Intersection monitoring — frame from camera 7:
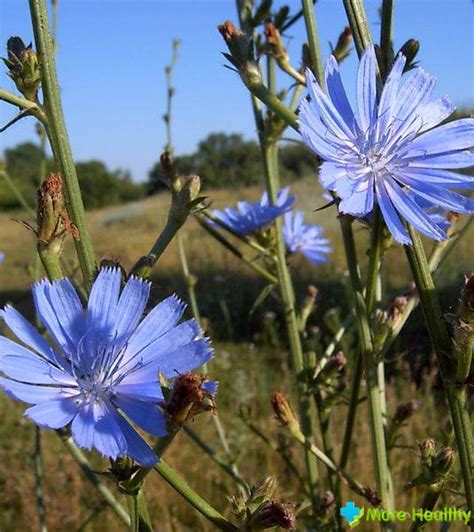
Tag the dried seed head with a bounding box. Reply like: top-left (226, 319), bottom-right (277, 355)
top-left (165, 372), bottom-right (216, 424)
top-left (250, 501), bottom-right (296, 530)
top-left (37, 173), bottom-right (77, 243)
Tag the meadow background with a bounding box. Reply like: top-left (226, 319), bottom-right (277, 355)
top-left (0, 0), bottom-right (473, 530)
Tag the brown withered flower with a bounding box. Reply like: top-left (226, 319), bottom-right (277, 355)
top-left (165, 372), bottom-right (217, 425)
top-left (36, 173), bottom-right (78, 243)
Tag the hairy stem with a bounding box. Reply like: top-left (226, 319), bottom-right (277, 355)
top-left (29, 0), bottom-right (97, 288)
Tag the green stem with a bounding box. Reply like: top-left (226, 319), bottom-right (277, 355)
top-left (131, 215), bottom-right (185, 278)
top-left (339, 216), bottom-right (393, 513)
top-left (0, 170), bottom-right (36, 216)
top-left (404, 225), bottom-right (474, 514)
top-left (301, 0), bottom-right (324, 84)
top-left (409, 483), bottom-right (444, 532)
top-left (241, 418), bottom-right (309, 495)
top-left (341, 0), bottom-right (373, 57)
top-left (60, 435), bottom-right (130, 526)
top-left (29, 0), bottom-right (97, 289)
top-left (154, 461), bottom-right (238, 531)
top-left (37, 242), bottom-right (63, 280)
top-left (339, 353), bottom-right (364, 470)
top-left (201, 208), bottom-right (272, 256)
top-left (177, 234), bottom-right (202, 326)
top-left (313, 316), bottom-right (352, 376)
top-left (123, 428), bottom-right (179, 494)
top-left (33, 428), bottom-right (48, 532)
top-left (183, 427), bottom-right (246, 488)
top-left (242, 76), bottom-right (299, 131)
top-left (126, 489), bottom-right (153, 532)
top-left (265, 139), bottom-right (321, 512)
top-left (0, 88), bottom-right (43, 112)
top-left (287, 418), bottom-right (377, 504)
top-left (196, 216), bottom-right (278, 284)
top-left (379, 0), bottom-right (394, 74)
top-left (365, 208), bottom-right (384, 315)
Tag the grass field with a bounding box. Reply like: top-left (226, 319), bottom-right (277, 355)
top-left (0, 177), bottom-right (472, 531)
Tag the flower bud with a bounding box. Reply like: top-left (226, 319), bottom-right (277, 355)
top-left (393, 399), bottom-right (421, 425)
top-left (454, 273), bottom-right (474, 382)
top-left (264, 23), bottom-right (287, 60)
top-left (319, 491), bottom-right (335, 515)
top-left (3, 36), bottom-right (41, 101)
top-left (333, 26), bottom-right (352, 63)
top-left (419, 438), bottom-right (436, 467)
top-left (274, 6), bottom-right (290, 29)
top-left (301, 43), bottom-right (312, 71)
top-left (271, 392), bottom-right (298, 429)
top-left (252, 475), bottom-right (277, 503)
top-left (250, 501), bottom-right (296, 530)
top-left (165, 372), bottom-right (216, 425)
top-left (432, 447), bottom-right (455, 479)
top-left (325, 351), bottom-right (347, 372)
top-left (218, 20), bottom-right (252, 70)
top-left (398, 39), bottom-right (420, 72)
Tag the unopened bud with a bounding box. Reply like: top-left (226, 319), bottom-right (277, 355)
top-left (271, 392), bottom-right (298, 429)
top-left (306, 285), bottom-right (318, 300)
top-left (454, 273), bottom-right (474, 382)
top-left (419, 438), bottom-right (436, 467)
top-left (252, 476), bottom-right (277, 503)
top-left (3, 36), bottom-right (40, 101)
top-left (325, 351), bottom-right (347, 372)
top-left (398, 39), bottom-right (420, 71)
top-left (333, 26), bottom-right (352, 63)
top-left (165, 372), bottom-right (216, 425)
top-left (393, 399), bottom-right (421, 424)
top-left (301, 43), bottom-right (312, 71)
top-left (274, 6), bottom-right (290, 29)
top-left (388, 296), bottom-right (408, 320)
top-left (264, 23), bottom-right (287, 60)
top-left (320, 491), bottom-right (335, 513)
top-left (250, 501), bottom-right (296, 530)
top-left (218, 20), bottom-right (252, 70)
top-left (432, 447), bottom-right (455, 479)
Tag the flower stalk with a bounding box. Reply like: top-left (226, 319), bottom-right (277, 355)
top-left (154, 460), bottom-right (238, 531)
top-left (28, 0), bottom-right (97, 289)
top-left (404, 225), bottom-right (474, 515)
top-left (338, 215), bottom-right (394, 512)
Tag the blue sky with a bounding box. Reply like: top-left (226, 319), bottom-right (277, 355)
top-left (1, 0), bottom-right (473, 181)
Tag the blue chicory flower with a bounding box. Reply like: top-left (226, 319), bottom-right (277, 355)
top-left (283, 210), bottom-right (331, 264)
top-left (299, 45), bottom-right (474, 244)
top-left (0, 253), bottom-right (4, 264)
top-left (0, 267), bottom-right (213, 466)
top-left (212, 187), bottom-right (296, 236)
